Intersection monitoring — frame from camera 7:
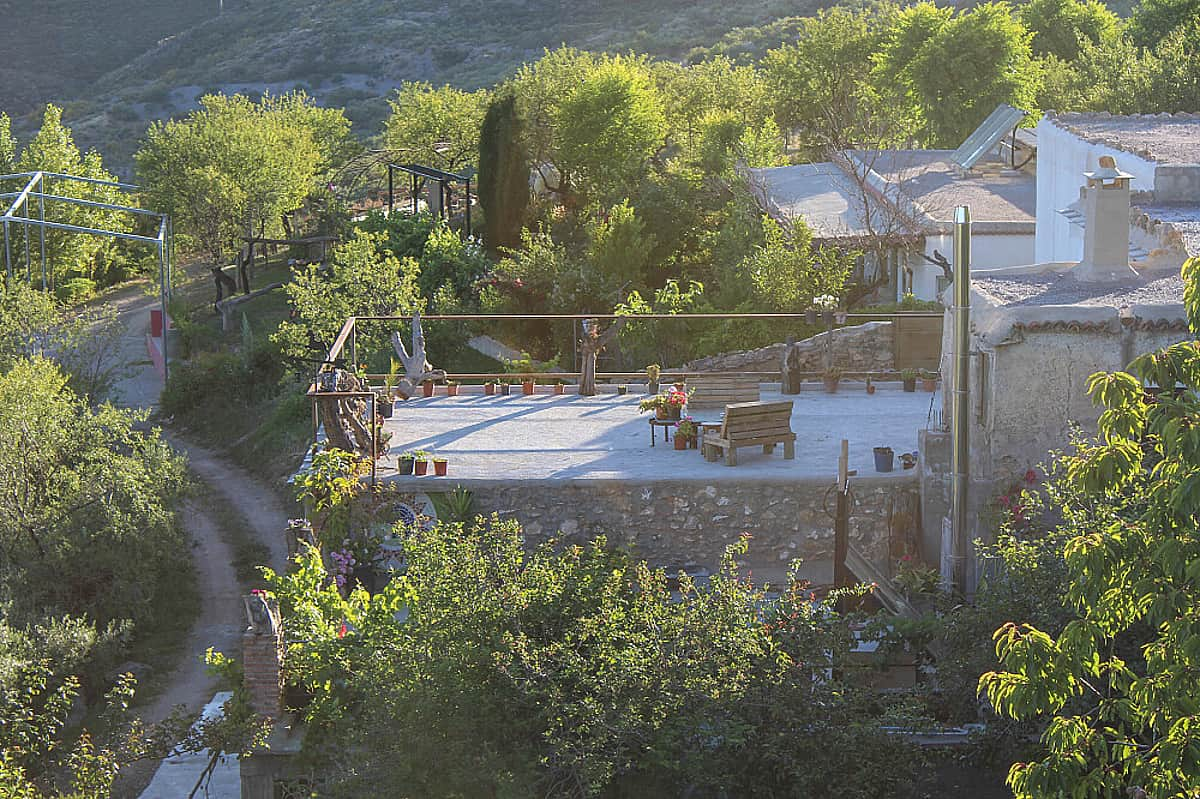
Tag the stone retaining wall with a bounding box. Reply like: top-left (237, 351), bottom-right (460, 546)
top-left (456, 475), bottom-right (920, 574)
top-left (683, 322), bottom-right (896, 375)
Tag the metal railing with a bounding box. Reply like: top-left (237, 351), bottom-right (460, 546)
top-left (305, 311), bottom-right (946, 480)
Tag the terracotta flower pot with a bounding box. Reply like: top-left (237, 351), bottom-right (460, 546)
top-left (554, 383), bottom-right (565, 395)
top-left (422, 381), bottom-right (434, 398)
top-left (414, 460), bottom-right (428, 476)
top-left (485, 383), bottom-right (496, 396)
top-left (823, 377), bottom-right (839, 393)
top-left (522, 380), bottom-right (535, 395)
top-left (866, 384), bottom-right (876, 395)
top-left (668, 406), bottom-right (681, 420)
top-left (922, 378), bottom-right (937, 392)
top-left (447, 384), bottom-right (460, 397)
top-left (434, 460), bottom-right (448, 476)
top-left (674, 435), bottom-right (688, 450)
top-left (656, 407), bottom-right (667, 420)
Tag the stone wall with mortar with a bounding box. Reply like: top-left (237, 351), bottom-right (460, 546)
top-left (683, 321), bottom-right (896, 375)
top-left (455, 475), bottom-right (920, 575)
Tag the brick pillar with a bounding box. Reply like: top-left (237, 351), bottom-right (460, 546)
top-left (242, 594), bottom-right (283, 720)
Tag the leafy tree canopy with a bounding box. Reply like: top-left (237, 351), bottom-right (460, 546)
top-left (1019, 0), bottom-right (1122, 61)
top-left (383, 82), bottom-right (490, 174)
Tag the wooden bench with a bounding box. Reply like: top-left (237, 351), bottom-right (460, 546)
top-left (702, 400), bottom-right (796, 466)
top-left (684, 376), bottom-right (760, 410)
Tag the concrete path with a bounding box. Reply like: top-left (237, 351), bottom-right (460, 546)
top-left (138, 692), bottom-right (240, 799)
top-left (380, 386), bottom-right (935, 484)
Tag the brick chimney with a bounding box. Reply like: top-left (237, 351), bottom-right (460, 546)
top-left (242, 593), bottom-right (283, 720)
top-left (1075, 155), bottom-right (1139, 283)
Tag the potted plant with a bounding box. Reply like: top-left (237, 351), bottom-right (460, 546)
top-left (385, 358), bottom-right (401, 403)
top-left (664, 387), bottom-right (689, 419)
top-left (553, 378), bottom-right (565, 395)
top-left (675, 417), bottom-right (698, 450)
top-left (413, 450), bottom-right (430, 476)
top-left (873, 446), bottom-right (894, 472)
top-left (639, 394), bottom-right (666, 419)
top-left (866, 375), bottom-right (876, 395)
top-left (920, 370), bottom-right (938, 392)
top-left (813, 294), bottom-right (838, 327)
top-left (500, 380), bottom-right (512, 396)
top-left (617, 384), bottom-right (628, 396)
top-left (805, 308), bottom-right (818, 326)
top-left (834, 309), bottom-right (848, 325)
top-left (900, 368), bottom-right (918, 393)
top-left (446, 380), bottom-right (460, 397)
top-left (433, 456), bottom-right (448, 476)
top-left (376, 390), bottom-right (393, 419)
top-left (484, 379), bottom-right (496, 396)
top-left (522, 377), bottom-right (536, 395)
top-left (646, 364), bottom-right (661, 394)
top-left (397, 451), bottom-right (415, 475)
top-left (822, 366), bottom-right (842, 393)
top-left (422, 379), bottom-right (435, 398)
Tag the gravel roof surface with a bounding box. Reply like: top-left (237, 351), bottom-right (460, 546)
top-left (974, 271), bottom-right (1185, 308)
top-left (1047, 113), bottom-right (1200, 164)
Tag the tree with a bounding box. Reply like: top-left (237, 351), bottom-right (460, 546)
top-left (10, 105), bottom-right (128, 290)
top-left (1128, 0), bottom-right (1200, 49)
top-left (264, 521), bottom-right (921, 798)
top-left (738, 215), bottom-right (854, 312)
top-left (979, 258), bottom-right (1200, 797)
top-left (136, 93), bottom-right (334, 270)
top-left (0, 113), bottom-right (15, 174)
top-left (273, 230), bottom-right (423, 365)
top-left (1148, 16), bottom-right (1200, 112)
top-left (477, 86), bottom-right (529, 254)
top-left (655, 56), bottom-right (772, 148)
top-left (554, 57), bottom-right (667, 202)
top-left (0, 357), bottom-right (187, 629)
top-left (908, 3), bottom-right (1039, 146)
top-left (764, 8), bottom-right (900, 151)
top-left (1019, 0), bottom-right (1121, 61)
top-left (382, 82), bottom-right (490, 174)
top-left (0, 281), bottom-right (122, 400)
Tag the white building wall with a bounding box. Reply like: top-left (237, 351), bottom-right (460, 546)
top-left (1034, 119), bottom-right (1158, 264)
top-left (909, 233), bottom-right (1034, 301)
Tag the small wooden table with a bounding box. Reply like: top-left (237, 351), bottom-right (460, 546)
top-left (648, 417), bottom-right (676, 446)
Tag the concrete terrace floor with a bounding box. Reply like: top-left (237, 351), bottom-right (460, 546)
top-left (379, 385), bottom-right (936, 484)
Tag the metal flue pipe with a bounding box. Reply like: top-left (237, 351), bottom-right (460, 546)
top-left (950, 205), bottom-right (972, 594)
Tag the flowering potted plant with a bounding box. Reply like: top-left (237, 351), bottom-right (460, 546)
top-left (433, 456), bottom-right (448, 476)
top-left (413, 450), bottom-right (430, 476)
top-left (639, 394), bottom-right (666, 418)
top-left (812, 294), bottom-right (838, 326)
top-left (446, 380), bottom-right (460, 397)
top-left (664, 388), bottom-right (689, 420)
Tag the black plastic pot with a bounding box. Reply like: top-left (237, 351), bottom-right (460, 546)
top-left (397, 457), bottom-right (415, 475)
top-left (805, 309), bottom-right (818, 325)
top-left (873, 446), bottom-right (894, 473)
top-left (377, 399), bottom-right (393, 419)
top-left (500, 383), bottom-right (512, 395)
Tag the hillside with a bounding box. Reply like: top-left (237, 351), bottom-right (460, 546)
top-left (2, 0), bottom-right (828, 172)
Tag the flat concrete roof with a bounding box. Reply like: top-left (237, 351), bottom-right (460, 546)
top-left (1047, 112), bottom-right (1200, 165)
top-left (379, 387), bottom-right (933, 486)
top-left (747, 163), bottom-right (879, 239)
top-left (973, 269), bottom-right (1185, 308)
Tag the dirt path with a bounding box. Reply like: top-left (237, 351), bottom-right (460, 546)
top-left (104, 286), bottom-right (291, 797)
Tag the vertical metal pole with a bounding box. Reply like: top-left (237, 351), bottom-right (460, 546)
top-left (833, 439), bottom-right (851, 601)
top-left (38, 192), bottom-right (46, 291)
top-left (412, 175), bottom-right (417, 215)
top-left (23, 204), bottom-right (30, 284)
top-left (387, 166), bottom-right (393, 217)
top-left (349, 324), bottom-right (357, 371)
top-left (159, 237), bottom-right (169, 382)
top-left (950, 206), bottom-right (972, 595)
top-left (3, 219), bottom-right (11, 281)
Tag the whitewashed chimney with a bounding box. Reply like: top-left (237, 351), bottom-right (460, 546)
top-left (1075, 155), bottom-right (1138, 282)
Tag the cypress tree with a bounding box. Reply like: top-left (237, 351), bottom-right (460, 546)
top-left (477, 87), bottom-right (529, 254)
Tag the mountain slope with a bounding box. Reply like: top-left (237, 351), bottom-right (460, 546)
top-left (4, 0), bottom-right (827, 170)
